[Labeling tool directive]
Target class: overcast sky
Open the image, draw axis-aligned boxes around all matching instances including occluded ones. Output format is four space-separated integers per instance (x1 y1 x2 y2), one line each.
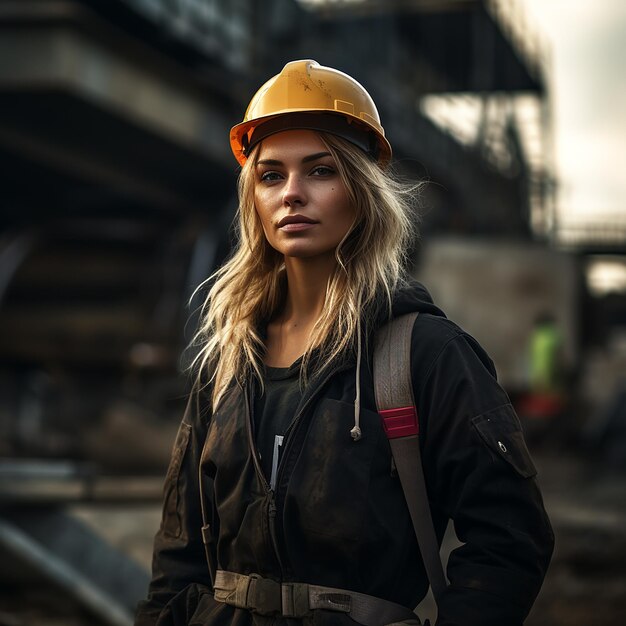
524 0 626 221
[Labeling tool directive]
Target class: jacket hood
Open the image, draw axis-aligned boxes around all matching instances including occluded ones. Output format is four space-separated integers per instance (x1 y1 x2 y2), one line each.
389 279 447 320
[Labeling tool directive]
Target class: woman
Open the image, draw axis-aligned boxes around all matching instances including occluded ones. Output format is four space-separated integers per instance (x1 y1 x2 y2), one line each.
135 60 553 626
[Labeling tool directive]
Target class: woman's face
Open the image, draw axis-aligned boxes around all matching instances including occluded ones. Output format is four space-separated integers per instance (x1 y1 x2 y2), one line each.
254 129 355 262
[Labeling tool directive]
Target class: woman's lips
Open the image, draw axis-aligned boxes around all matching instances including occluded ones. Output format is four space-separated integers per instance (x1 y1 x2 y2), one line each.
279 222 317 232
277 214 318 231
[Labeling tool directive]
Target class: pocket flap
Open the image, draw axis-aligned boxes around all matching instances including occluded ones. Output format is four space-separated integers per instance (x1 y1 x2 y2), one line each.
472 405 537 478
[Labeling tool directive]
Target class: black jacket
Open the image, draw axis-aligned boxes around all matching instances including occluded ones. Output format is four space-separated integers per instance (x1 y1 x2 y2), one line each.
136 282 554 626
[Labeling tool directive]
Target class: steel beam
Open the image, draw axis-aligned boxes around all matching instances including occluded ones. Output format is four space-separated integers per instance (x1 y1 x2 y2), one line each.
0 1 234 209
0 506 150 626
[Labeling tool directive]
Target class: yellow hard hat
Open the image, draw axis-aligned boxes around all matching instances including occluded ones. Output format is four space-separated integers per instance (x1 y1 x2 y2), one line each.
230 59 392 166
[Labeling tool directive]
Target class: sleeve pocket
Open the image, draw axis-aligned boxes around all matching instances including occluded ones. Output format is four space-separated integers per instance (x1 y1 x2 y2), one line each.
161 420 192 538
472 405 537 479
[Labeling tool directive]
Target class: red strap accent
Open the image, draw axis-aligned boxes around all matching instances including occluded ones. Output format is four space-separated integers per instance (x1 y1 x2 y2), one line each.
379 406 419 439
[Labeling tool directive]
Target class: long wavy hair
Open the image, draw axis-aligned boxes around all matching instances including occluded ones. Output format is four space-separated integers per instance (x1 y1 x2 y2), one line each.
190 132 418 410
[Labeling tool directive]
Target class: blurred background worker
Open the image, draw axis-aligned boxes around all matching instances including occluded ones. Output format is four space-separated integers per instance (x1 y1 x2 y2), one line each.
530 312 563 395
518 311 567 442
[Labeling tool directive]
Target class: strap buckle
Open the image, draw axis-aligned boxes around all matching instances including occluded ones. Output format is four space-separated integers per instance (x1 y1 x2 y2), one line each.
248 577 312 618
247 574 282 616
379 406 419 439
281 582 312 618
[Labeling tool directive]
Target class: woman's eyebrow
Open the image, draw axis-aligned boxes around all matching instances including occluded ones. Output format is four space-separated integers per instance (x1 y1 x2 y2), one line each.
256 152 332 167
301 151 332 163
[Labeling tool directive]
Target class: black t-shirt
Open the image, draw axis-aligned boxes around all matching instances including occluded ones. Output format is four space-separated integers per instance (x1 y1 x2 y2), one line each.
253 359 303 489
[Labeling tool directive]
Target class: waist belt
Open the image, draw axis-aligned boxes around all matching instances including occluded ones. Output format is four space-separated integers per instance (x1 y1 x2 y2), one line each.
214 570 420 626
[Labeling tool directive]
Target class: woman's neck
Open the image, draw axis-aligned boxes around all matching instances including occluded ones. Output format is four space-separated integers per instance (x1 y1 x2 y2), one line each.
281 255 335 323
263 255 335 367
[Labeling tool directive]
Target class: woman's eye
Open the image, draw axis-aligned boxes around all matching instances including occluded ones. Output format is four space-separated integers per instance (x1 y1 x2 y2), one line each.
259 171 282 182
311 165 335 176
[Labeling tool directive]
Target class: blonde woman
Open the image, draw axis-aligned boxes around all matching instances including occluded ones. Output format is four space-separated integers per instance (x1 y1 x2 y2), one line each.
136 60 553 626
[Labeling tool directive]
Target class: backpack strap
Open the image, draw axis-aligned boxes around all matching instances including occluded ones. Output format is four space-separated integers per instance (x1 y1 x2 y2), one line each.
373 312 447 604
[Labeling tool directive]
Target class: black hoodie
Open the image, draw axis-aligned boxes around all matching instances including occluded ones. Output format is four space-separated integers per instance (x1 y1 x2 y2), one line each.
136 281 554 626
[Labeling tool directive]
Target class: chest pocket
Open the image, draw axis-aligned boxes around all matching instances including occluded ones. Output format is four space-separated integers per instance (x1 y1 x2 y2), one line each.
472 404 537 478
161 420 192 538
285 398 383 543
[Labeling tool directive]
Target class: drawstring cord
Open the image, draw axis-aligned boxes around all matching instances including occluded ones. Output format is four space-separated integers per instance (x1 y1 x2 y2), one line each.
350 328 362 441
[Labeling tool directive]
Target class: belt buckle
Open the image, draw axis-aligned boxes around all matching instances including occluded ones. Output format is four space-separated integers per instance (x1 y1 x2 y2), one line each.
248 574 282 616
282 582 311 618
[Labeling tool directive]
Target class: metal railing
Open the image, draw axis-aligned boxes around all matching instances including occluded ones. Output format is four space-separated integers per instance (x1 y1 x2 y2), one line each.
556 217 626 249
300 0 548 85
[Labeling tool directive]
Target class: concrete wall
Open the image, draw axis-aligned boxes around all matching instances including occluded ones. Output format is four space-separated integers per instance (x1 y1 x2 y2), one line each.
415 237 580 390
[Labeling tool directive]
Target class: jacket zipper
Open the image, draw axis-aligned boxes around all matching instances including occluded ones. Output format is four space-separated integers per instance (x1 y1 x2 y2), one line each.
244 381 285 576
267 498 283 574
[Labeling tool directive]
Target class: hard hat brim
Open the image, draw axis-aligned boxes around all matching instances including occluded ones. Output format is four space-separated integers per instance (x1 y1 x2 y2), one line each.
230 111 391 167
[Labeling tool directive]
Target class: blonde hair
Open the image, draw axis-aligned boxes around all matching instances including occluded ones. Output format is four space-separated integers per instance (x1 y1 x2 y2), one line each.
190 132 418 409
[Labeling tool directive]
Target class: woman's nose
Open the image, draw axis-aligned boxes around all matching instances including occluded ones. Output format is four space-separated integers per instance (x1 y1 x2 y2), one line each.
282 174 306 207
